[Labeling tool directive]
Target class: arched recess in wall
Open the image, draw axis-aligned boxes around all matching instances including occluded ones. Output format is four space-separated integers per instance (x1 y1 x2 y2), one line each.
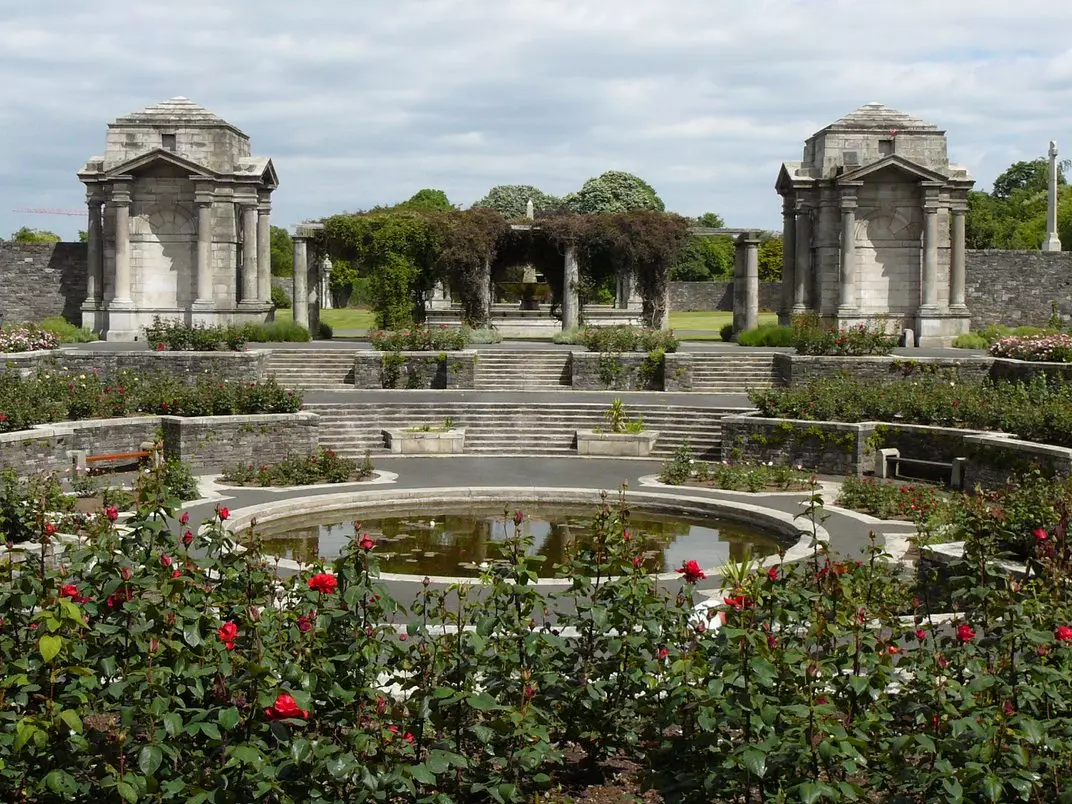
854 203 921 315
131 205 198 308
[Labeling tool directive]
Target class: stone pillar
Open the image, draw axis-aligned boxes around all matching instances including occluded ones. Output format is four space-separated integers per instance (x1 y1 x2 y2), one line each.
793 200 811 313
950 203 967 309
110 187 132 305
921 185 941 310
744 233 760 332
562 245 580 330
428 280 452 310
85 193 103 303
837 187 858 314
292 236 309 330
257 198 272 303
732 241 745 335
779 195 796 325
194 193 214 306
1044 140 1062 252
240 202 259 304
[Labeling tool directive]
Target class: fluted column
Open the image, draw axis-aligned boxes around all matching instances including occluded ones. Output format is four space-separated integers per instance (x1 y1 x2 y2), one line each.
793 200 811 312
744 232 760 332
85 192 103 304
838 187 859 313
257 198 272 303
562 246 579 330
950 203 967 309
292 236 309 330
779 196 796 324
921 185 941 310
240 202 258 303
193 193 214 305
110 187 132 306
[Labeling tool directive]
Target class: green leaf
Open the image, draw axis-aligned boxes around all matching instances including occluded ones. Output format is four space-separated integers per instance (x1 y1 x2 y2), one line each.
138 745 163 776
117 781 139 803
290 738 311 763
799 781 821 804
982 774 1003 802
410 764 436 785
231 746 262 767
59 709 83 734
741 748 767 779
198 722 221 740
38 634 62 663
466 692 499 711
183 624 202 648
162 713 182 737
14 721 38 752
218 707 240 731
45 769 77 795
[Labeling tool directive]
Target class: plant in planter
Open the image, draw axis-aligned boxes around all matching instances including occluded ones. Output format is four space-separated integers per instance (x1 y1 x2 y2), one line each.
578 399 656 456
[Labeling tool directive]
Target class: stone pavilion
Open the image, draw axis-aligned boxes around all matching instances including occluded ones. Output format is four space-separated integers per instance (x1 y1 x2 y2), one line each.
776 103 975 346
78 97 278 340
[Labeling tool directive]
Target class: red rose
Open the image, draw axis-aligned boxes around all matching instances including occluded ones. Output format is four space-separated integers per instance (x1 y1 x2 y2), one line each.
1035 528 1049 542
359 535 375 551
160 554 172 568
172 569 181 579
1056 625 1072 643
297 615 312 633
307 573 338 594
956 624 976 643
217 506 229 521
767 566 778 582
657 647 669 660
105 506 119 522
180 511 190 525
218 621 238 650
513 511 524 526
44 523 57 536
724 594 753 612
59 584 80 600
264 693 308 720
915 629 927 641
676 560 706 584
182 530 193 547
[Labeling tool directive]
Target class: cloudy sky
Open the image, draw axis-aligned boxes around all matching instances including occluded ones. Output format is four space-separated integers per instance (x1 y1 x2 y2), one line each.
2 0 1071 240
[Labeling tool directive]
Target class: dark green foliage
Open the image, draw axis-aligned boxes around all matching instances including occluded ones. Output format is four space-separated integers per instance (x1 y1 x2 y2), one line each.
563 170 665 214
160 458 200 501
270 284 291 309
580 325 679 353
670 235 735 281
737 324 793 347
720 323 735 342
269 226 293 277
399 188 453 212
220 447 373 486
966 156 1072 249
792 316 897 356
472 185 562 219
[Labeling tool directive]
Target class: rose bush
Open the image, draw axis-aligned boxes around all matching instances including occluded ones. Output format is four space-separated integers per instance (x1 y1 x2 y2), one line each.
369 325 471 352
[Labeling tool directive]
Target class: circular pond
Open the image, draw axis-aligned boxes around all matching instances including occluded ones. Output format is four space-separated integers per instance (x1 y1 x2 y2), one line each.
254 502 781 578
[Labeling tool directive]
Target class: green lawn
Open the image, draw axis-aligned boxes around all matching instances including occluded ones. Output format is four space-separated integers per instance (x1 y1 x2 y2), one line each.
274 307 375 331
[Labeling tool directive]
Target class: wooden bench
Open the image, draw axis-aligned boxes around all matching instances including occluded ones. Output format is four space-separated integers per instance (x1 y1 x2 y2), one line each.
70 442 160 474
876 447 966 489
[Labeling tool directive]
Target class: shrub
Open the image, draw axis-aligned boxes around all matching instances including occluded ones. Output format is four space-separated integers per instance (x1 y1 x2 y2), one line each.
161 458 201 501
737 324 794 347
719 323 734 342
317 321 334 340
551 327 586 345
468 327 503 345
580 325 679 353
951 332 989 349
38 316 97 343
792 315 897 356
990 333 1072 362
242 321 311 343
836 475 948 525
0 469 72 543
270 283 292 308
369 325 471 351
220 448 373 487
0 324 58 353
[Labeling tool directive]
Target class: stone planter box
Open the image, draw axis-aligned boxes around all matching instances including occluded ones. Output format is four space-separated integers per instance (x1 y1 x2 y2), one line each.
354 351 477 389
383 427 466 455
570 351 663 391
161 412 320 471
575 429 659 457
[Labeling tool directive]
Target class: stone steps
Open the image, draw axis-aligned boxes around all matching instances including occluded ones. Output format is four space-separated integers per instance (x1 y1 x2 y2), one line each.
687 355 780 394
475 351 572 390
303 401 743 459
264 349 360 390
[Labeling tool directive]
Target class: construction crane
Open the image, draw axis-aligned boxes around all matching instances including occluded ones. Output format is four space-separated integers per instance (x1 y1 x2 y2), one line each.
12 208 85 216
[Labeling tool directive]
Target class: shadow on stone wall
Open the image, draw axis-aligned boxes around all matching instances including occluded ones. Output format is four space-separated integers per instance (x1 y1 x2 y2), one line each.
0 242 87 325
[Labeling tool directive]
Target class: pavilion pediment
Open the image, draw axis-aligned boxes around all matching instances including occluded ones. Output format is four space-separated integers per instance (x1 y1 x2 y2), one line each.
838 155 948 185
104 149 216 179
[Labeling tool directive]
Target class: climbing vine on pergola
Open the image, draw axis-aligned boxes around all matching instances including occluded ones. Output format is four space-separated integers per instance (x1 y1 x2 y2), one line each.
317 208 691 329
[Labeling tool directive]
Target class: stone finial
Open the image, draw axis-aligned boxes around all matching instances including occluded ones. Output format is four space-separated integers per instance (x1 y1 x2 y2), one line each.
525 199 535 220
1050 140 1059 159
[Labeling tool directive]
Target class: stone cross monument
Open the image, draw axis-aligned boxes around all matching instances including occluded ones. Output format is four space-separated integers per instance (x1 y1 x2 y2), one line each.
1043 140 1062 252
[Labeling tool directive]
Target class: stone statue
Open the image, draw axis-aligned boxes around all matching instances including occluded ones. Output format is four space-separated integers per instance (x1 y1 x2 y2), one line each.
525 199 535 220
1044 140 1062 252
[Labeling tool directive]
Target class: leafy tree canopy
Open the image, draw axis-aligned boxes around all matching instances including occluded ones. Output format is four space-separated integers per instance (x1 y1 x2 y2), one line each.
399 188 454 212
269 226 293 277
967 154 1072 250
694 212 726 228
563 171 665 214
670 235 734 281
472 185 562 219
10 227 61 243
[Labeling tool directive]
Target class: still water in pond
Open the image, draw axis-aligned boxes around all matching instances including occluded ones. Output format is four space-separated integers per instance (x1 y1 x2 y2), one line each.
258 504 781 578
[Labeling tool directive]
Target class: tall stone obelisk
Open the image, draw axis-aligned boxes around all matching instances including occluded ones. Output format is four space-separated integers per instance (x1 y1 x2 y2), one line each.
1043 140 1062 252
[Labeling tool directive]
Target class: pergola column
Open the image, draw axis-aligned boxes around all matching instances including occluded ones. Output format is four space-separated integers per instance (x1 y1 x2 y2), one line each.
837 185 860 314
733 233 760 334
950 202 967 309
793 200 812 313
194 191 215 306
238 201 259 304
84 191 103 304
779 195 796 325
921 184 941 311
292 236 309 330
562 246 579 330
257 196 272 303
109 185 133 306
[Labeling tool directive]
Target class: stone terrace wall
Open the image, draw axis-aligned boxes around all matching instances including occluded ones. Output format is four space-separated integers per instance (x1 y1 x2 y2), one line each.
774 354 993 387
1 349 269 382
965 251 1072 329
720 415 871 477
963 434 1072 492
0 242 87 325
353 352 477 389
570 352 662 391
160 412 320 471
0 418 159 475
669 281 781 312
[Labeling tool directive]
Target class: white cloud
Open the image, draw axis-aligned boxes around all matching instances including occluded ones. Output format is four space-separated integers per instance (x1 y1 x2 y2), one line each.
2 0 1071 237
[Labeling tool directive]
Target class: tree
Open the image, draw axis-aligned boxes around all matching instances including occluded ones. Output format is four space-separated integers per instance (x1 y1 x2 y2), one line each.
10 227 61 243
563 171 665 214
669 235 734 281
399 189 454 212
270 226 293 277
694 212 725 228
78 230 88 243
472 185 561 219
966 155 1072 250
757 236 783 283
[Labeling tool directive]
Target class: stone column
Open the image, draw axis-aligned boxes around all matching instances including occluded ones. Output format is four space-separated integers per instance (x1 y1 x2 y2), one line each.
793 200 811 313
292 236 309 330
950 203 967 309
779 195 796 325
257 198 272 303
1044 140 1062 252
194 192 214 306
110 187 133 306
921 185 941 310
743 233 760 332
239 202 259 304
85 193 103 304
562 245 580 330
837 187 859 313
732 240 745 335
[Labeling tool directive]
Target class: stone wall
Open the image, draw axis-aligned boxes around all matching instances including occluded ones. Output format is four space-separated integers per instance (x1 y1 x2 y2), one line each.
669 281 781 312
353 352 477 390
0 242 87 325
570 352 663 391
160 412 319 471
774 354 993 387
663 353 693 391
962 434 1072 492
989 357 1072 385
965 251 1072 329
720 415 871 476
1 349 269 383
0 418 159 476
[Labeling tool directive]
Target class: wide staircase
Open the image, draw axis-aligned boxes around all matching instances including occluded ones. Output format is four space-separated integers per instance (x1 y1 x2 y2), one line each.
303 401 749 460
264 349 357 391
688 354 779 394
474 351 572 390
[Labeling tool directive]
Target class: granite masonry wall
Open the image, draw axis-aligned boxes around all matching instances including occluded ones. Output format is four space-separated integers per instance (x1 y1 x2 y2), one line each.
774 354 993 387
965 251 1072 329
353 352 477 390
669 281 780 312
0 242 87 325
0 418 160 475
159 412 320 471
0 349 270 382
720 415 871 477
962 434 1072 492
570 352 663 391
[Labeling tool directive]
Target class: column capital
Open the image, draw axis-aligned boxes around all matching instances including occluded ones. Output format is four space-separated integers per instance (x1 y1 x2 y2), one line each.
195 191 215 207
838 183 861 210
781 194 796 216
109 189 131 207
258 200 272 214
921 181 943 208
